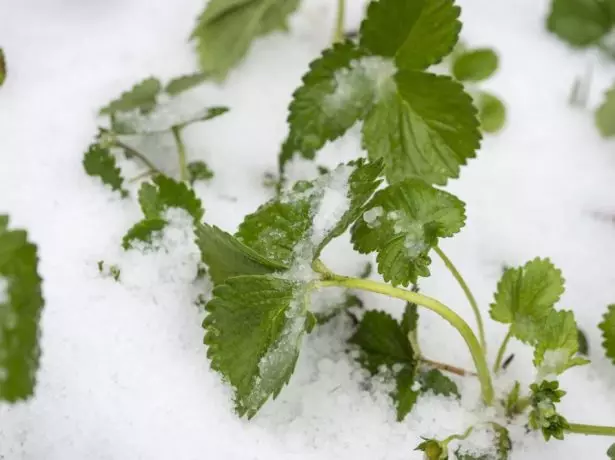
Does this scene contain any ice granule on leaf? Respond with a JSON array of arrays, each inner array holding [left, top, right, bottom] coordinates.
[[0, 277, 8, 304], [324, 56, 396, 114], [363, 206, 383, 228]]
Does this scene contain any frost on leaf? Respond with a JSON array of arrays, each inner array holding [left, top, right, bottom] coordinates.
[[600, 304, 615, 364], [360, 0, 461, 71], [82, 142, 128, 197], [351, 179, 466, 286], [362, 71, 481, 185], [100, 77, 161, 115], [203, 275, 308, 418], [191, 0, 300, 81], [0, 215, 44, 402]]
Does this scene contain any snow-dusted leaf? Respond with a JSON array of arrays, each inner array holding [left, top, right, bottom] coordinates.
[[396, 365, 420, 421], [490, 258, 565, 344], [82, 142, 128, 197], [0, 48, 6, 86], [280, 41, 386, 168], [351, 179, 466, 286], [415, 438, 447, 459], [529, 380, 569, 441], [452, 48, 498, 82], [138, 175, 204, 222], [165, 72, 209, 96], [191, 0, 300, 80], [360, 0, 461, 71], [362, 71, 480, 185], [419, 369, 459, 398], [547, 0, 614, 47], [534, 310, 589, 376], [596, 83, 615, 137], [194, 223, 287, 285], [492, 423, 513, 460], [187, 161, 214, 184], [122, 218, 167, 250], [100, 77, 161, 115], [204, 275, 307, 418], [477, 91, 506, 134], [600, 304, 615, 364], [0, 216, 44, 401]]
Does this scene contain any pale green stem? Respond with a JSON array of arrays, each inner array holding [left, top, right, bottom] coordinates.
[[493, 329, 512, 373], [333, 0, 345, 43], [171, 125, 188, 182], [317, 276, 494, 405], [567, 423, 615, 437], [434, 246, 486, 351]]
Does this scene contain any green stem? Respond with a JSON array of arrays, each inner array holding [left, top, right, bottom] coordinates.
[[434, 246, 486, 351], [99, 128, 162, 175], [493, 329, 512, 373], [567, 423, 615, 437], [171, 125, 188, 182], [333, 0, 345, 43], [318, 276, 494, 405]]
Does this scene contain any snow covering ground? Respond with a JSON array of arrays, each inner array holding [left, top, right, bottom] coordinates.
[[1, 0, 615, 458]]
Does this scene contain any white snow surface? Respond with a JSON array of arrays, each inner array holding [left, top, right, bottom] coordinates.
[[1, 0, 615, 459]]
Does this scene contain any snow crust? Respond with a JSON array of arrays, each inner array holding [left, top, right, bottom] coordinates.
[[1, 0, 615, 458]]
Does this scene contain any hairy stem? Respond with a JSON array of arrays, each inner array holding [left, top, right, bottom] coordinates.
[[434, 246, 486, 351], [567, 423, 615, 437], [493, 329, 512, 373], [333, 0, 345, 43], [171, 125, 188, 182], [420, 357, 477, 377], [318, 276, 494, 405]]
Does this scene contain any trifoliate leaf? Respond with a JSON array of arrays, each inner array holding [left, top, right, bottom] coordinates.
[[191, 0, 300, 80], [415, 438, 448, 460], [490, 258, 565, 344], [165, 72, 209, 96], [0, 48, 6, 86], [138, 175, 204, 222], [534, 310, 589, 376], [419, 369, 460, 398], [194, 223, 287, 285], [477, 91, 506, 134], [351, 179, 466, 286], [529, 380, 569, 441], [204, 275, 307, 417], [100, 77, 161, 115], [122, 218, 167, 250], [596, 83, 615, 137], [608, 443, 615, 459], [600, 305, 615, 364], [281, 41, 379, 168], [362, 71, 480, 185], [452, 48, 499, 82], [187, 161, 214, 184], [546, 0, 614, 47], [0, 216, 44, 401], [360, 0, 461, 71], [237, 160, 382, 266], [82, 142, 128, 197]]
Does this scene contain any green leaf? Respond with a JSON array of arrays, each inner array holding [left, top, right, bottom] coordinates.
[[0, 216, 44, 401], [281, 41, 380, 167], [492, 423, 513, 460], [362, 71, 480, 185], [0, 48, 6, 86], [351, 179, 466, 286], [191, 0, 300, 81], [237, 160, 382, 266], [100, 77, 161, 115], [419, 369, 459, 398], [415, 438, 448, 460], [596, 83, 615, 137], [529, 380, 569, 441], [194, 223, 287, 285], [608, 443, 615, 459], [503, 381, 530, 418], [82, 142, 128, 197], [177, 106, 230, 129], [187, 161, 214, 184], [401, 301, 418, 336], [395, 365, 420, 421], [576, 328, 589, 355], [165, 72, 209, 96], [546, 0, 614, 47], [490, 258, 565, 344], [452, 48, 498, 82], [360, 0, 461, 71], [204, 275, 307, 417], [122, 218, 167, 250], [477, 91, 506, 134], [600, 304, 615, 364], [138, 175, 204, 222]]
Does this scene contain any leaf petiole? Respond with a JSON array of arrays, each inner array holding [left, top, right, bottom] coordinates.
[[566, 423, 615, 437], [493, 329, 512, 373], [171, 125, 189, 182], [333, 0, 346, 43]]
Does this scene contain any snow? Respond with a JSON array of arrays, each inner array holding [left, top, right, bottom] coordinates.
[[0, 276, 8, 304], [1, 0, 615, 459], [363, 205, 383, 228]]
